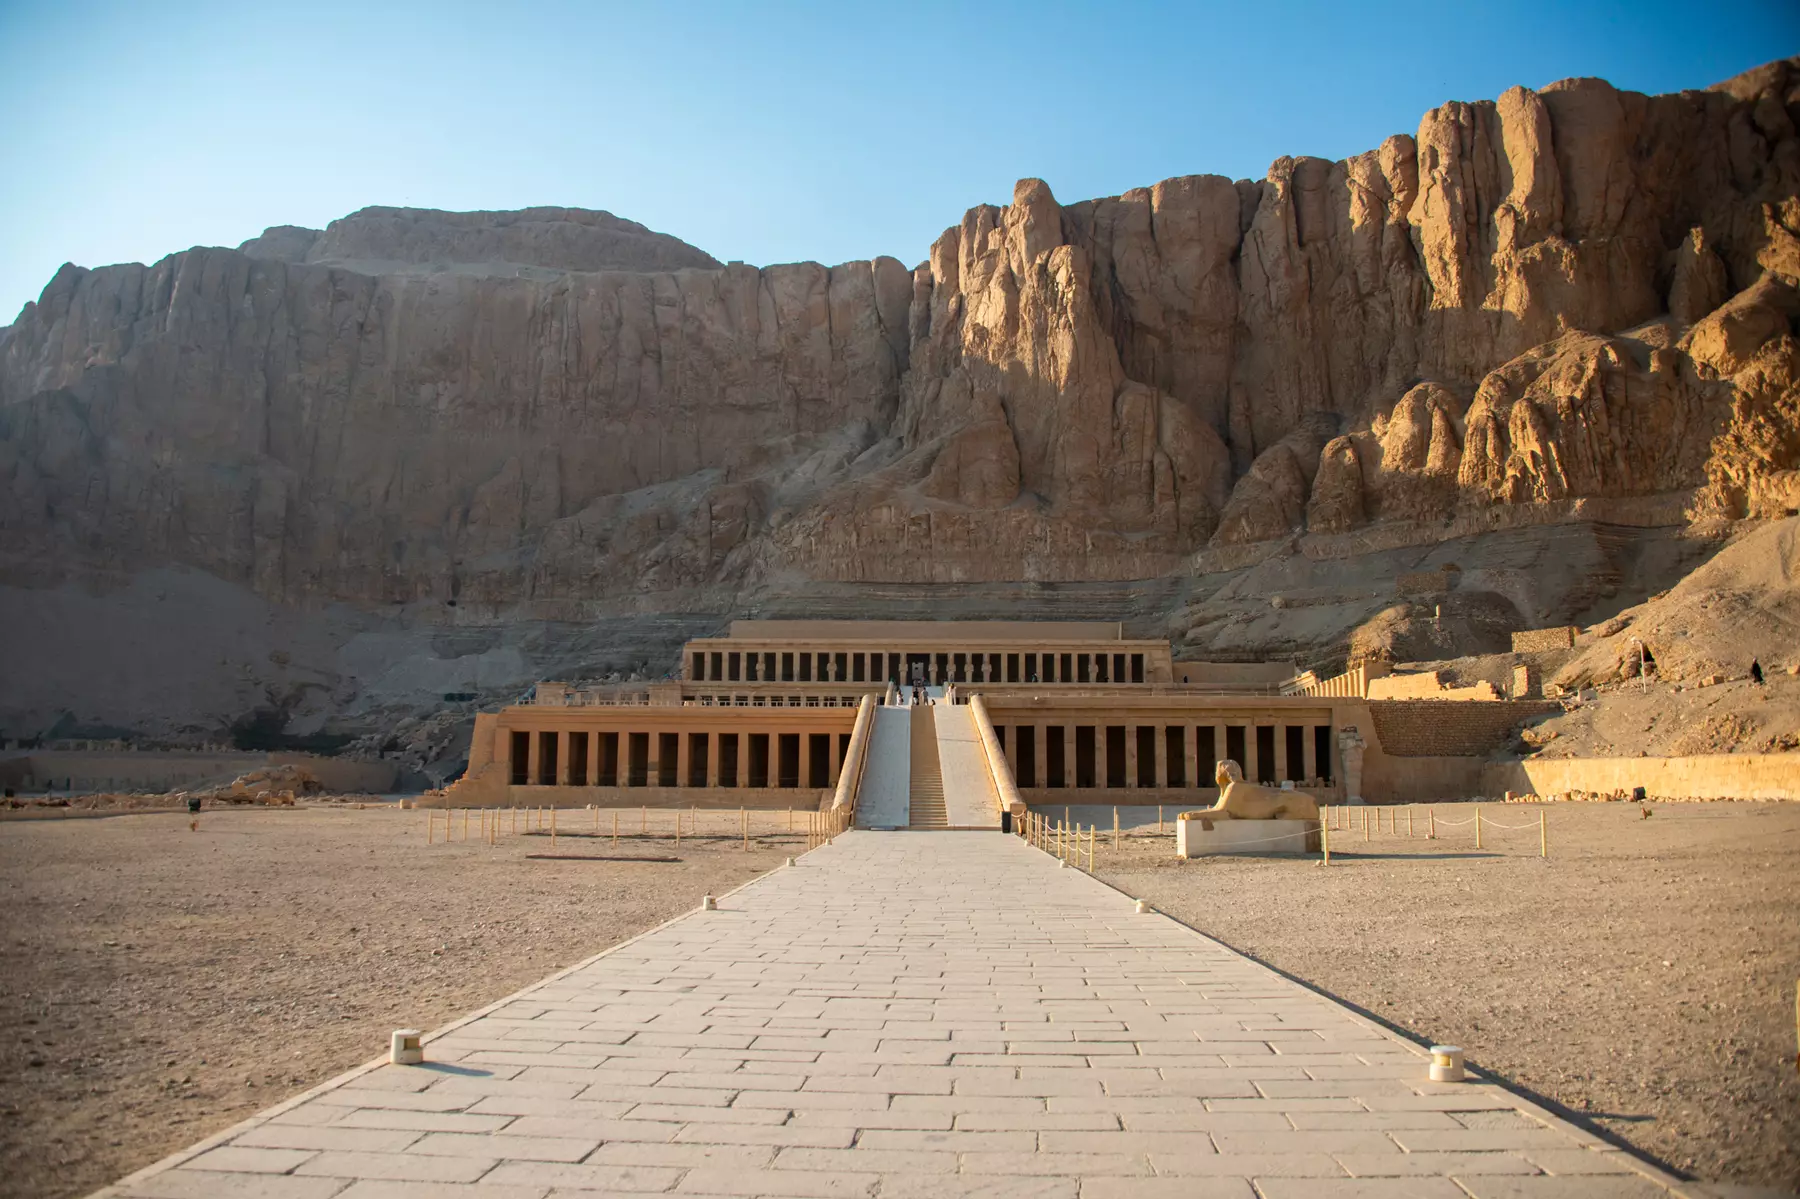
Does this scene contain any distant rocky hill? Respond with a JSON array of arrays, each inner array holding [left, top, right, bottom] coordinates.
[[236, 205, 723, 276], [1, 58, 1797, 744]]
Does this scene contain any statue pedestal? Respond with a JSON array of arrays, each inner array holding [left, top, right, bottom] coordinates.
[[1177, 816, 1320, 857]]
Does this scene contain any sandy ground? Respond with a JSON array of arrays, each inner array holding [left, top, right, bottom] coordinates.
[[0, 803, 816, 1199], [1084, 800, 1800, 1192]]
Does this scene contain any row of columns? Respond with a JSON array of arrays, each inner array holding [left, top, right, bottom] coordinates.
[[997, 721, 1334, 790], [513, 728, 849, 789], [690, 648, 1146, 686]]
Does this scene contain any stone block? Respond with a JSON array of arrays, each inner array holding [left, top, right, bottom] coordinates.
[[1177, 817, 1319, 857]]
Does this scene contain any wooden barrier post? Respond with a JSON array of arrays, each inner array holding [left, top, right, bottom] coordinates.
[[1113, 806, 1120, 851], [1408, 806, 1415, 838], [427, 810, 434, 845], [1363, 809, 1370, 842], [551, 805, 557, 848], [1475, 807, 1483, 849], [594, 806, 599, 834], [463, 809, 470, 840], [642, 805, 647, 834], [1429, 807, 1436, 839], [676, 810, 682, 846], [1158, 805, 1164, 835], [1321, 811, 1330, 866], [787, 807, 792, 831], [1540, 808, 1547, 858], [612, 810, 618, 847], [741, 806, 747, 851]]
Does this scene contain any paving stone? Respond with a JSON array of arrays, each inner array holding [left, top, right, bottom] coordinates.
[[183, 1147, 320, 1174], [479, 1161, 685, 1191], [294, 1151, 494, 1182], [120, 1172, 352, 1198], [330, 1109, 516, 1133], [1254, 1181, 1470, 1198], [672, 1166, 882, 1195], [1522, 1149, 1644, 1175], [1077, 1181, 1255, 1199], [1337, 1151, 1545, 1175], [332, 1185, 549, 1199], [234, 1126, 423, 1154], [1449, 1178, 1678, 1198], [883, 1178, 1080, 1198]]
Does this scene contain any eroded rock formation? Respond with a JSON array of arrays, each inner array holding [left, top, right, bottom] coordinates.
[[2, 59, 1799, 736]]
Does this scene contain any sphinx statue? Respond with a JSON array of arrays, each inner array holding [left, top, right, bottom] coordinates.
[[1193, 759, 1321, 821]]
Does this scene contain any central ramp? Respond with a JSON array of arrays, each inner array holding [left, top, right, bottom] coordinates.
[[855, 705, 911, 829], [932, 701, 1003, 829], [103, 832, 1687, 1199]]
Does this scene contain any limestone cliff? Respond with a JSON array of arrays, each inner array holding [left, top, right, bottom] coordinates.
[[2, 58, 1799, 738]]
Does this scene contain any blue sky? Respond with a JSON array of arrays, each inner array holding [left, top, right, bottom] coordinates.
[[1, 0, 1794, 323]]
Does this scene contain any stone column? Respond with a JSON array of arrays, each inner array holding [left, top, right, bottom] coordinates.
[[1033, 723, 1048, 790], [558, 732, 574, 785], [706, 732, 720, 788], [1214, 722, 1229, 783], [1094, 724, 1108, 790], [1338, 726, 1366, 803], [1184, 726, 1200, 791], [676, 731, 692, 789], [1155, 725, 1169, 791], [1124, 724, 1139, 788], [829, 728, 844, 785], [1245, 725, 1259, 784], [1302, 727, 1318, 783], [527, 730, 543, 787], [1274, 725, 1289, 783]]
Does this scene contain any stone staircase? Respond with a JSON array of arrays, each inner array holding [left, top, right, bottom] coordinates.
[[908, 705, 948, 829]]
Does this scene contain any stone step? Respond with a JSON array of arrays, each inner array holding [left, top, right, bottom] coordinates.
[[908, 705, 948, 829]]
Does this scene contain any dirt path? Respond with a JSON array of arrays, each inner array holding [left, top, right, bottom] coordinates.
[[1089, 800, 1800, 1192], [0, 804, 815, 1199]]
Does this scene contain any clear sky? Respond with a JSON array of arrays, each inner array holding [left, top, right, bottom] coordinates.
[[1, 0, 1794, 323]]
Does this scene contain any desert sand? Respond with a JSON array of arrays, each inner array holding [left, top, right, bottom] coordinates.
[[0, 804, 812, 1199], [1092, 800, 1800, 1191]]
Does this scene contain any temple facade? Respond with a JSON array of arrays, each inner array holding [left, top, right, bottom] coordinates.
[[444, 620, 1550, 816]]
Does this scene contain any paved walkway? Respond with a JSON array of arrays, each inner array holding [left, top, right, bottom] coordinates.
[[101, 832, 1689, 1199]]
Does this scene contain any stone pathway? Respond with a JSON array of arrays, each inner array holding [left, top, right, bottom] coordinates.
[[99, 832, 1692, 1199]]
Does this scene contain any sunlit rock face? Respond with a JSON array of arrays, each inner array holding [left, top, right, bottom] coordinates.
[[1, 58, 1798, 733]]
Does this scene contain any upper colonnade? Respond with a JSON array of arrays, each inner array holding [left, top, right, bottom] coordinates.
[[682, 620, 1175, 687]]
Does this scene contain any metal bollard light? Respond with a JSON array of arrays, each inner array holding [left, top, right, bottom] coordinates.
[[1428, 1045, 1465, 1082]]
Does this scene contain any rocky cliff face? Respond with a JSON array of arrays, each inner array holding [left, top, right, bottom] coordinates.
[[2, 59, 1798, 739]]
